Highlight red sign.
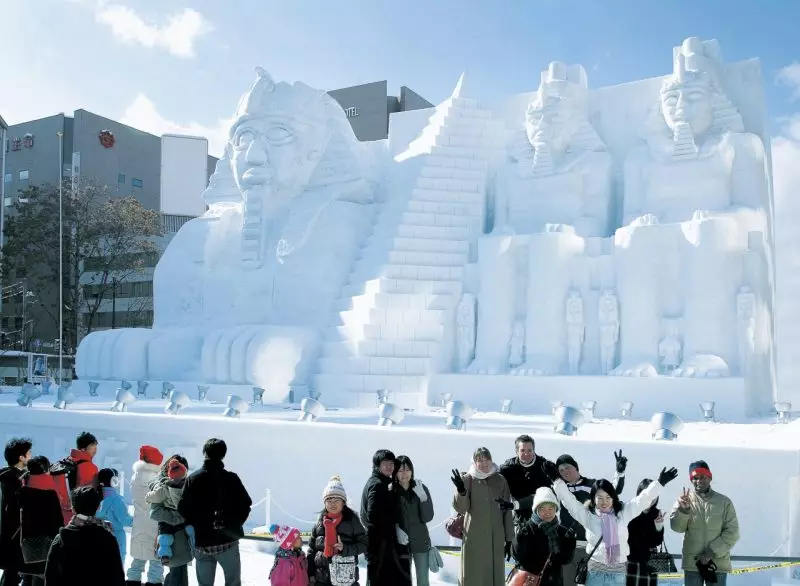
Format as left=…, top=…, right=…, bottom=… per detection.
left=22, top=134, right=34, bottom=149
left=99, top=130, right=115, bottom=148
left=10, top=137, right=21, bottom=151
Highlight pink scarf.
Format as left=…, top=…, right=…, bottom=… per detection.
left=599, top=512, right=620, bottom=565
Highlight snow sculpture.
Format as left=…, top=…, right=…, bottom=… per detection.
left=736, top=286, right=756, bottom=375
left=494, top=62, right=613, bottom=237
left=598, top=290, right=619, bottom=374
left=76, top=68, right=377, bottom=395
left=659, top=318, right=683, bottom=374
left=565, top=290, right=585, bottom=374
left=508, top=321, right=525, bottom=370
left=456, top=294, right=477, bottom=373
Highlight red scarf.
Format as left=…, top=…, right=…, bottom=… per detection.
left=323, top=513, right=343, bottom=558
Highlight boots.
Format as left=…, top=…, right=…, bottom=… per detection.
left=125, top=581, right=141, bottom=586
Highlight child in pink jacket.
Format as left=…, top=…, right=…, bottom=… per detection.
left=269, top=524, right=309, bottom=586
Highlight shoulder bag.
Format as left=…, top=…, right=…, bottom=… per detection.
left=648, top=541, right=678, bottom=575
left=445, top=474, right=472, bottom=540
left=507, top=554, right=551, bottom=586
left=329, top=554, right=357, bottom=586
left=575, top=535, right=603, bottom=585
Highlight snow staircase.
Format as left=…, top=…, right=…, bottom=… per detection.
left=313, top=91, right=505, bottom=409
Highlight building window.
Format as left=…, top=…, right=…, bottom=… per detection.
left=118, top=174, right=125, bottom=184
left=3, top=197, right=11, bottom=208
left=19, top=170, right=29, bottom=181
left=3, top=173, right=10, bottom=183
left=131, top=178, right=143, bottom=188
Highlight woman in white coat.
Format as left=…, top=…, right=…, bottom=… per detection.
left=544, top=462, right=678, bottom=586
left=128, top=445, right=165, bottom=586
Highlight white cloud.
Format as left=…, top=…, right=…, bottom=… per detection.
left=72, top=1, right=213, bottom=58
left=777, top=62, right=800, bottom=102
left=120, top=94, right=230, bottom=156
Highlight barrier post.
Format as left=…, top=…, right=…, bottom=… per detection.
left=265, top=488, right=272, bottom=530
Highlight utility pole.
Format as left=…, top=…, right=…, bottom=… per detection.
left=57, top=131, right=63, bottom=385
left=111, top=277, right=117, bottom=329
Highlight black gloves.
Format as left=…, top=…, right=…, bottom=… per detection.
left=543, top=460, right=560, bottom=483
left=504, top=541, right=512, bottom=561
left=495, top=498, right=515, bottom=511
left=451, top=469, right=466, bottom=495
left=658, top=467, right=679, bottom=486
left=614, top=450, right=628, bottom=474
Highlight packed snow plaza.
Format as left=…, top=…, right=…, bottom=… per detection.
left=2, top=35, right=799, bottom=582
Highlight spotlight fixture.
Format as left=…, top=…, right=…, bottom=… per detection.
left=136, top=381, right=149, bottom=398
left=581, top=400, right=597, bottom=422
left=17, top=383, right=42, bottom=407
left=445, top=400, right=473, bottom=431
left=378, top=403, right=404, bottom=426
left=775, top=401, right=792, bottom=424
left=111, top=388, right=136, bottom=412
left=553, top=406, right=585, bottom=436
left=197, top=385, right=209, bottom=401
left=252, top=387, right=265, bottom=406
left=222, top=394, right=249, bottom=418
left=440, top=392, right=453, bottom=408
left=165, top=391, right=191, bottom=415
left=88, top=381, right=100, bottom=397
left=551, top=400, right=564, bottom=415
left=699, top=401, right=715, bottom=423
left=501, top=399, right=513, bottom=414
left=41, top=380, right=52, bottom=395
left=651, top=412, right=684, bottom=441
left=161, top=382, right=175, bottom=400
left=620, top=401, right=634, bottom=419
left=376, top=388, right=390, bottom=405
left=298, top=397, right=324, bottom=422
left=53, top=386, right=76, bottom=410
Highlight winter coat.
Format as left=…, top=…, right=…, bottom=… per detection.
left=453, top=463, right=515, bottom=586
left=146, top=479, right=184, bottom=509
left=669, top=488, right=739, bottom=573
left=360, top=470, right=411, bottom=585
left=552, top=477, right=661, bottom=565
left=18, top=473, right=64, bottom=570
left=396, top=480, right=434, bottom=554
left=307, top=506, right=368, bottom=586
left=45, top=518, right=126, bottom=586
left=512, top=519, right=576, bottom=586
left=178, top=459, right=252, bottom=548
left=558, top=473, right=624, bottom=541
left=270, top=548, right=309, bottom=586
left=51, top=449, right=99, bottom=524
left=96, top=486, right=133, bottom=562
left=130, top=460, right=161, bottom=560
left=627, top=506, right=664, bottom=563
left=149, top=486, right=193, bottom=569
left=499, top=456, right=555, bottom=527
left=0, top=466, right=28, bottom=571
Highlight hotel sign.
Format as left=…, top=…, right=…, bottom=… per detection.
left=343, top=106, right=359, bottom=118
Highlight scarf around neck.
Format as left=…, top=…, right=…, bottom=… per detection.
left=532, top=511, right=560, bottom=554
left=468, top=462, right=499, bottom=480
left=599, top=512, right=620, bottom=564
left=323, top=512, right=343, bottom=557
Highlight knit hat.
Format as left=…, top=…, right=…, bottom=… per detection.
left=555, top=454, right=579, bottom=471
left=532, top=487, right=559, bottom=513
left=270, top=524, right=301, bottom=550
left=323, top=474, right=347, bottom=503
left=689, top=460, right=712, bottom=480
left=167, top=458, right=188, bottom=480
left=139, top=445, right=164, bottom=466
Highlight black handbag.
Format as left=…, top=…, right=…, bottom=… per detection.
left=648, top=542, right=678, bottom=574
left=575, top=535, right=603, bottom=585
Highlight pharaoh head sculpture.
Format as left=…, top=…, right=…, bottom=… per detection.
left=658, top=38, right=743, bottom=141
left=228, top=67, right=361, bottom=203
left=524, top=62, right=588, bottom=155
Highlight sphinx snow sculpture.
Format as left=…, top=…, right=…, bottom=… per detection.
left=75, top=68, right=378, bottom=396
left=565, top=291, right=585, bottom=374
left=494, top=62, right=613, bottom=238
left=614, top=38, right=772, bottom=393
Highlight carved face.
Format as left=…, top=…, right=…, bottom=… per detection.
left=230, top=115, right=326, bottom=202
left=524, top=95, right=580, bottom=155
left=660, top=80, right=714, bottom=137
left=737, top=292, right=755, bottom=316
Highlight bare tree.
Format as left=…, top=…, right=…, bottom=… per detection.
left=2, top=180, right=162, bottom=350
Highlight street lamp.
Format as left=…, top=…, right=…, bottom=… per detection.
left=56, top=131, right=64, bottom=387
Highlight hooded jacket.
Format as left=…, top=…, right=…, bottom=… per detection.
left=45, top=519, right=125, bottom=586
left=130, top=459, right=161, bottom=560
left=19, top=472, right=64, bottom=566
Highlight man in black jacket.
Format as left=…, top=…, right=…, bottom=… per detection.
left=497, top=435, right=555, bottom=531
left=178, top=438, right=252, bottom=586
left=0, top=437, right=33, bottom=586
left=44, top=485, right=125, bottom=586
left=360, top=449, right=410, bottom=586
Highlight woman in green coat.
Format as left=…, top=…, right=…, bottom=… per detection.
left=394, top=455, right=435, bottom=586
left=451, top=447, right=515, bottom=586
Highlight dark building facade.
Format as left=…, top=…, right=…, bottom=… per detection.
left=327, top=81, right=433, bottom=142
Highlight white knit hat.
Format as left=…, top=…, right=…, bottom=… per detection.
left=323, top=474, right=347, bottom=503
left=532, top=487, right=559, bottom=513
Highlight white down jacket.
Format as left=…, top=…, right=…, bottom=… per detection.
left=129, top=461, right=161, bottom=560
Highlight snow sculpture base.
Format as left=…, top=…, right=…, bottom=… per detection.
left=428, top=374, right=747, bottom=422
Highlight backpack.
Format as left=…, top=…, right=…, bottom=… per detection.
left=50, top=458, right=79, bottom=492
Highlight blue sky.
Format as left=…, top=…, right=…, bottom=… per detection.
left=3, top=0, right=799, bottom=156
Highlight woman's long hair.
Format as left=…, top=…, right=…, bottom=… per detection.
left=587, top=479, right=623, bottom=515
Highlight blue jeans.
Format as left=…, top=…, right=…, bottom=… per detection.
left=195, top=542, right=241, bottom=586
left=684, top=571, right=728, bottom=586
left=587, top=570, right=626, bottom=586
left=127, top=558, right=164, bottom=584
left=413, top=552, right=430, bottom=586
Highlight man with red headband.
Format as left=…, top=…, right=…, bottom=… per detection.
left=670, top=460, right=740, bottom=586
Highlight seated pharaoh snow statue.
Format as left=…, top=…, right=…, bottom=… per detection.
left=76, top=68, right=378, bottom=394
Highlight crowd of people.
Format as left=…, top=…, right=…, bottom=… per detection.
left=0, top=432, right=740, bottom=586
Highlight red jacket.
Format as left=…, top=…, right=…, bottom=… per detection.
left=52, top=449, right=99, bottom=524
left=269, top=550, right=308, bottom=586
